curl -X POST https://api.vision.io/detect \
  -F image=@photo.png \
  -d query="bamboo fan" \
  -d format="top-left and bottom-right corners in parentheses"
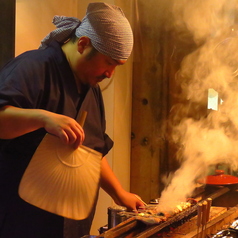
top-left (18, 111), bottom-right (102, 220)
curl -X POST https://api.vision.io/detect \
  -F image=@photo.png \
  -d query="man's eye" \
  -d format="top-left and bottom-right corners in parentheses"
top-left (107, 61), bottom-right (113, 65)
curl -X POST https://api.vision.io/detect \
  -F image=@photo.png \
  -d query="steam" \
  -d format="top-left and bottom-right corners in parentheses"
top-left (157, 0), bottom-right (238, 212)
top-left (172, 0), bottom-right (238, 44)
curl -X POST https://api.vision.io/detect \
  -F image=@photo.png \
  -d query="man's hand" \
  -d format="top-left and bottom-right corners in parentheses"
top-left (43, 112), bottom-right (85, 148)
top-left (0, 105), bottom-right (85, 148)
top-left (100, 157), bottom-right (145, 211)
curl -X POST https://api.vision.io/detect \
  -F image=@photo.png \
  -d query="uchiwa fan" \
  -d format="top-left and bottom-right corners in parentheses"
top-left (18, 111), bottom-right (102, 220)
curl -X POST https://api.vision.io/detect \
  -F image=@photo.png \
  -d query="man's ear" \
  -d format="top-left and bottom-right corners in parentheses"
top-left (77, 36), bottom-right (91, 54)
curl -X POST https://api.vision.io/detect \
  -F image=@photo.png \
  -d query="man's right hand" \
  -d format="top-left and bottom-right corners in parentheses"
top-left (0, 105), bottom-right (85, 148)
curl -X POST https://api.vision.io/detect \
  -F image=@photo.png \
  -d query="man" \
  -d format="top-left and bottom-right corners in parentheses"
top-left (0, 2), bottom-right (144, 238)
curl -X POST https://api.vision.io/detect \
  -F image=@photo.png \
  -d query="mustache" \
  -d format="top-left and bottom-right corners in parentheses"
top-left (97, 75), bottom-right (107, 80)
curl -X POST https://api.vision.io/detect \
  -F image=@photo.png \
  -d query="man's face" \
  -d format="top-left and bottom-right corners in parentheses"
top-left (73, 44), bottom-right (126, 87)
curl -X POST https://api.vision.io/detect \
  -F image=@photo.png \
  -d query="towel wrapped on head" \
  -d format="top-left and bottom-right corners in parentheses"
top-left (40, 2), bottom-right (133, 61)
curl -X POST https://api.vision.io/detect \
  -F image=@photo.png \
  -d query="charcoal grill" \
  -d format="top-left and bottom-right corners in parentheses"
top-left (96, 185), bottom-right (238, 238)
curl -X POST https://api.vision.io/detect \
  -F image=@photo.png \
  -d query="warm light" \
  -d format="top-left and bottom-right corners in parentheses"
top-left (207, 88), bottom-right (219, 111)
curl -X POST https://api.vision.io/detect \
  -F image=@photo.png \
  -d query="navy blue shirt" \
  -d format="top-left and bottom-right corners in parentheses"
top-left (0, 41), bottom-right (113, 237)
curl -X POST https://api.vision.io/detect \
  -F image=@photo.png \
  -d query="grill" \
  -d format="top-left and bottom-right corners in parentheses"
top-left (96, 185), bottom-right (238, 238)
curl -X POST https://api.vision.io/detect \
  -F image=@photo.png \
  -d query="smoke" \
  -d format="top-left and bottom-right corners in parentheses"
top-left (157, 0), bottom-right (238, 212)
top-left (172, 0), bottom-right (238, 44)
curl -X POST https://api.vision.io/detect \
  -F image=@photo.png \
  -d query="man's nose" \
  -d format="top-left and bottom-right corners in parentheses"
top-left (105, 68), bottom-right (115, 78)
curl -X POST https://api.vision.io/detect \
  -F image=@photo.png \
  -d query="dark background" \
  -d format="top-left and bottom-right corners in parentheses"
top-left (0, 0), bottom-right (15, 69)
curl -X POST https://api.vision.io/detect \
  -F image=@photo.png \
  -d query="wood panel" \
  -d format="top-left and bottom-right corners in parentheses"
top-left (130, 0), bottom-right (170, 203)
top-left (130, 0), bottom-right (198, 202)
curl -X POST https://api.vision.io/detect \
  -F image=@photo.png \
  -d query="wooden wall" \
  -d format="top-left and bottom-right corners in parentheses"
top-left (130, 0), bottom-right (197, 203)
top-left (130, 0), bottom-right (168, 203)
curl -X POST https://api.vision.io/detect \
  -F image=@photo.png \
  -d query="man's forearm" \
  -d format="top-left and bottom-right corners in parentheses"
top-left (0, 105), bottom-right (45, 139)
top-left (0, 105), bottom-right (85, 147)
top-left (100, 157), bottom-right (124, 203)
top-left (100, 157), bottom-right (145, 210)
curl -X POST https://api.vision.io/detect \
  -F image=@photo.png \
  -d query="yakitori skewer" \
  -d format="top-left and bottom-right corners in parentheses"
top-left (201, 201), bottom-right (208, 238)
top-left (197, 203), bottom-right (203, 238)
top-left (204, 198), bottom-right (212, 237)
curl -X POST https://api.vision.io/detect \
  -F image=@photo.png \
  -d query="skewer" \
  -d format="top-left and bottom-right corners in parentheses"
top-left (204, 198), bottom-right (212, 237)
top-left (201, 201), bottom-right (208, 238)
top-left (196, 203), bottom-right (203, 238)
top-left (120, 211), bottom-right (139, 217)
top-left (134, 195), bottom-right (147, 207)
